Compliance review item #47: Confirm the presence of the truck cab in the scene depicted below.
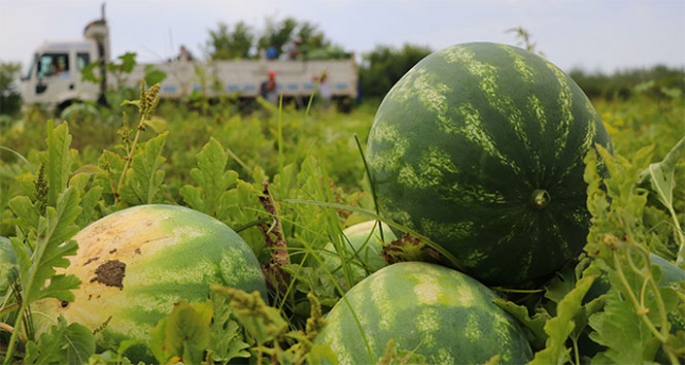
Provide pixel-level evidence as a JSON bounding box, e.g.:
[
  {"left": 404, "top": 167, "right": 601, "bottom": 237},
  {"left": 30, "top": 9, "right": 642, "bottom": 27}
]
[
  {"left": 22, "top": 41, "right": 100, "bottom": 109},
  {"left": 21, "top": 10, "right": 110, "bottom": 110}
]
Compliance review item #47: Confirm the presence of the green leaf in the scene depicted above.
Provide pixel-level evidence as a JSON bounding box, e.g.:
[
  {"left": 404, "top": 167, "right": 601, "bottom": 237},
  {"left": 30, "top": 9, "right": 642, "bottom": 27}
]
[
  {"left": 208, "top": 290, "right": 251, "bottom": 363},
  {"left": 79, "top": 62, "right": 100, "bottom": 84},
  {"left": 493, "top": 298, "right": 549, "bottom": 351},
  {"left": 119, "top": 132, "right": 168, "bottom": 205},
  {"left": 305, "top": 344, "right": 338, "bottom": 365},
  {"left": 46, "top": 121, "right": 75, "bottom": 207},
  {"left": 639, "top": 136, "right": 684, "bottom": 213},
  {"left": 25, "top": 187, "right": 82, "bottom": 302},
  {"left": 180, "top": 138, "right": 238, "bottom": 218},
  {"left": 149, "top": 300, "right": 213, "bottom": 365},
  {"left": 144, "top": 65, "right": 167, "bottom": 86},
  {"left": 24, "top": 316, "right": 95, "bottom": 365},
  {"left": 529, "top": 275, "right": 596, "bottom": 365},
  {"left": 638, "top": 136, "right": 685, "bottom": 266},
  {"left": 116, "top": 52, "right": 137, "bottom": 74},
  {"left": 8, "top": 195, "right": 40, "bottom": 235},
  {"left": 588, "top": 286, "right": 661, "bottom": 363},
  {"left": 68, "top": 172, "right": 103, "bottom": 228},
  {"left": 212, "top": 285, "right": 288, "bottom": 345}
]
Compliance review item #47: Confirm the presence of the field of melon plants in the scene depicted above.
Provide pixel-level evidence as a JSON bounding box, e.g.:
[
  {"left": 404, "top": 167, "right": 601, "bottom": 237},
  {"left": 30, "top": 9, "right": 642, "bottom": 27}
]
[{"left": 1, "top": 44, "right": 684, "bottom": 365}]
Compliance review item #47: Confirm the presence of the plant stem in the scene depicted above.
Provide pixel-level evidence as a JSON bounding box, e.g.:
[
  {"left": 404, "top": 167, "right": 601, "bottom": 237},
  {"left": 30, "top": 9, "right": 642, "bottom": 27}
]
[
  {"left": 613, "top": 254, "right": 667, "bottom": 342},
  {"left": 0, "top": 322, "right": 25, "bottom": 343},
  {"left": 115, "top": 118, "right": 145, "bottom": 203}
]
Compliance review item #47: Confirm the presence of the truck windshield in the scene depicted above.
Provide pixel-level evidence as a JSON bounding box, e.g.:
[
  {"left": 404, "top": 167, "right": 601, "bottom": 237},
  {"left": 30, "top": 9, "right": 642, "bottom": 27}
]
[{"left": 25, "top": 54, "right": 38, "bottom": 80}]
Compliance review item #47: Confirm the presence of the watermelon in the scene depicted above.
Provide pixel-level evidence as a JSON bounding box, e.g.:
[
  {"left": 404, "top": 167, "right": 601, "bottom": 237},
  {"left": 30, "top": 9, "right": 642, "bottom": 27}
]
[
  {"left": 315, "top": 261, "right": 533, "bottom": 364},
  {"left": 33, "top": 204, "right": 267, "bottom": 362},
  {"left": 321, "top": 220, "right": 396, "bottom": 289},
  {"left": 365, "top": 42, "right": 613, "bottom": 286}
]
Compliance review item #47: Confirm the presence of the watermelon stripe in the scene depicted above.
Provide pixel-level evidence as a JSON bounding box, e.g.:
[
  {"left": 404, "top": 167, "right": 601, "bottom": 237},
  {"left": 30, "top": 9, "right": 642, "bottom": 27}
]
[
  {"left": 370, "top": 274, "right": 394, "bottom": 331},
  {"left": 500, "top": 44, "right": 536, "bottom": 83},
  {"left": 457, "top": 103, "right": 519, "bottom": 174},
  {"left": 446, "top": 45, "right": 550, "bottom": 177},
  {"left": 366, "top": 123, "right": 409, "bottom": 172}
]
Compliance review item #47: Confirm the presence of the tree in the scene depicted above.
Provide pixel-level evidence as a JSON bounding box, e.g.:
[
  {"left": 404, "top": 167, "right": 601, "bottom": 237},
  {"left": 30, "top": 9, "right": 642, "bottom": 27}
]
[
  {"left": 0, "top": 62, "right": 22, "bottom": 116},
  {"left": 205, "top": 17, "right": 348, "bottom": 61},
  {"left": 296, "top": 21, "right": 349, "bottom": 60},
  {"left": 256, "top": 17, "right": 349, "bottom": 60},
  {"left": 206, "top": 21, "right": 255, "bottom": 60},
  {"left": 257, "top": 17, "right": 297, "bottom": 51},
  {"left": 359, "top": 43, "right": 432, "bottom": 100}
]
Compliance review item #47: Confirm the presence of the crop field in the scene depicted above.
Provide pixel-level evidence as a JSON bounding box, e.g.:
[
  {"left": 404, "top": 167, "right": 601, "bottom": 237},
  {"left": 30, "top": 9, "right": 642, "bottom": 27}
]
[{"left": 1, "top": 72, "right": 684, "bottom": 364}]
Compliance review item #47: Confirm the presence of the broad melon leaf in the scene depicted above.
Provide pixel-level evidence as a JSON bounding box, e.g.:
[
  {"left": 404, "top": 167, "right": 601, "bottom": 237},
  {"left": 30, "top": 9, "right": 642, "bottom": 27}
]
[
  {"left": 180, "top": 137, "right": 238, "bottom": 219},
  {"left": 638, "top": 136, "right": 685, "bottom": 266},
  {"left": 529, "top": 275, "right": 596, "bottom": 365},
  {"left": 212, "top": 285, "right": 288, "bottom": 345},
  {"left": 24, "top": 316, "right": 95, "bottom": 365},
  {"left": 493, "top": 299, "right": 549, "bottom": 351},
  {"left": 208, "top": 290, "right": 251, "bottom": 362},
  {"left": 639, "top": 136, "right": 685, "bottom": 210},
  {"left": 119, "top": 132, "right": 168, "bottom": 205},
  {"left": 304, "top": 344, "right": 338, "bottom": 365},
  {"left": 46, "top": 121, "right": 75, "bottom": 207},
  {"left": 588, "top": 287, "right": 662, "bottom": 363},
  {"left": 13, "top": 187, "right": 82, "bottom": 303},
  {"left": 149, "top": 300, "right": 212, "bottom": 365}
]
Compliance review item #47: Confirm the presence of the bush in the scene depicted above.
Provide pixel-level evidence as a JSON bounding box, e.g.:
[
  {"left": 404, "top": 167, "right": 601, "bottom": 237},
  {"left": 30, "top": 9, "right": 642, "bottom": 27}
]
[
  {"left": 0, "top": 62, "right": 22, "bottom": 116},
  {"left": 358, "top": 43, "right": 432, "bottom": 100}
]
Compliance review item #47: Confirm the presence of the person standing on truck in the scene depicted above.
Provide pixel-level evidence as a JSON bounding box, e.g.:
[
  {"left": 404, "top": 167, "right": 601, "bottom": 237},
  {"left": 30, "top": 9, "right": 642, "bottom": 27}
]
[
  {"left": 260, "top": 70, "right": 278, "bottom": 104},
  {"left": 266, "top": 45, "right": 278, "bottom": 60},
  {"left": 178, "top": 45, "right": 194, "bottom": 62},
  {"left": 280, "top": 36, "right": 302, "bottom": 60}
]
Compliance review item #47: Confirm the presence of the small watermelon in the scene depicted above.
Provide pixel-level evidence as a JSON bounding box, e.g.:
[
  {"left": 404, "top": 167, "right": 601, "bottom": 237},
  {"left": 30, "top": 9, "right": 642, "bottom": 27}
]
[
  {"left": 33, "top": 204, "right": 267, "bottom": 362},
  {"left": 365, "top": 42, "right": 613, "bottom": 286},
  {"left": 315, "top": 261, "right": 533, "bottom": 364},
  {"left": 321, "top": 220, "right": 396, "bottom": 289}
]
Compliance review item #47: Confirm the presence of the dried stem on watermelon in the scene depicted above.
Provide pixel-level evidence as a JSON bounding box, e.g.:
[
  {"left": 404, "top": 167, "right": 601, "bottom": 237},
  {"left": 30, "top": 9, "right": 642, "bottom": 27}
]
[{"left": 257, "top": 180, "right": 291, "bottom": 294}]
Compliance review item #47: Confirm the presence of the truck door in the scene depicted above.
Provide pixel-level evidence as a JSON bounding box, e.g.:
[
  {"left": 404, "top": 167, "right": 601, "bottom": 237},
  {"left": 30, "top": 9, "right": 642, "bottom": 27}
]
[{"left": 30, "top": 52, "right": 75, "bottom": 106}]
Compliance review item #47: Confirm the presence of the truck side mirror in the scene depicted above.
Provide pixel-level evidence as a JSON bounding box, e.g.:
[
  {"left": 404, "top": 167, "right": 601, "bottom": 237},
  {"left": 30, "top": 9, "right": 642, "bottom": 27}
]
[{"left": 36, "top": 79, "right": 47, "bottom": 94}]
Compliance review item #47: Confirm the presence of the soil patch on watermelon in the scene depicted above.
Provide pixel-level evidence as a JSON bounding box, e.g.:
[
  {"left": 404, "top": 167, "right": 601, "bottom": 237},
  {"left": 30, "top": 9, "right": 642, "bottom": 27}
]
[{"left": 92, "top": 260, "right": 126, "bottom": 289}]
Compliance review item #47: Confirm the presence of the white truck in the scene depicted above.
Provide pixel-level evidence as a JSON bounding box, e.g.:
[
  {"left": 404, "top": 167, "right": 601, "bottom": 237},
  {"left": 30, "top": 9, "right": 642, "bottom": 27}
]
[{"left": 20, "top": 8, "right": 359, "bottom": 111}]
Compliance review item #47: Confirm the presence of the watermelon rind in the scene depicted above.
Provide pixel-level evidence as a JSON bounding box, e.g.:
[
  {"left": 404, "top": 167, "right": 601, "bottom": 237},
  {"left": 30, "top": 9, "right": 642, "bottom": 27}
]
[
  {"left": 316, "top": 261, "right": 534, "bottom": 365},
  {"left": 366, "top": 42, "right": 613, "bottom": 286},
  {"left": 33, "top": 204, "right": 267, "bottom": 362}
]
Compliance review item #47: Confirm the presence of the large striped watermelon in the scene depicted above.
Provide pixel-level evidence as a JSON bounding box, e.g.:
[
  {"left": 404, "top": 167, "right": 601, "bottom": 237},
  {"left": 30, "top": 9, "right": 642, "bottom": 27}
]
[
  {"left": 33, "top": 204, "right": 267, "bottom": 362},
  {"left": 366, "top": 42, "right": 613, "bottom": 286},
  {"left": 315, "top": 261, "right": 533, "bottom": 364}
]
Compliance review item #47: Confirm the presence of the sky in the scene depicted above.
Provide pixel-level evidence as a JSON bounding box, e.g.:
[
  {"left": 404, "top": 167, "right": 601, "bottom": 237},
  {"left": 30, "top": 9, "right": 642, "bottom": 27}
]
[{"left": 1, "top": 0, "right": 684, "bottom": 75}]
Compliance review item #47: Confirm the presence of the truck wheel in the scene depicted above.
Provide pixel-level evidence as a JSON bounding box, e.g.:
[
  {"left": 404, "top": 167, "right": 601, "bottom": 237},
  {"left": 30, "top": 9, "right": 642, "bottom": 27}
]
[{"left": 336, "top": 97, "right": 353, "bottom": 114}]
